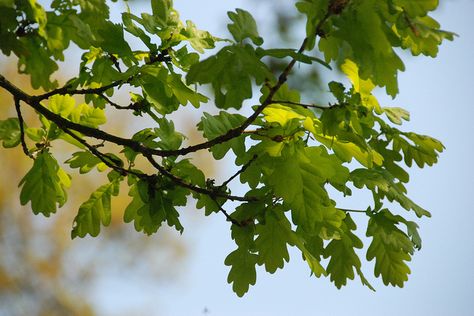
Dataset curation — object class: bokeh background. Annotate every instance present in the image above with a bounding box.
[0,0,473,315]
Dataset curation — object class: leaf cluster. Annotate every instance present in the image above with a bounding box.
[0,0,453,296]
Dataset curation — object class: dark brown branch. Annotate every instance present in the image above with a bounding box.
[163,12,333,157]
[0,12,332,161]
[0,75,167,156]
[214,201,242,227]
[14,98,33,159]
[33,79,128,102]
[144,154,257,202]
[98,93,135,110]
[62,128,144,179]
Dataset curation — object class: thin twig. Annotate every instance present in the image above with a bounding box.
[62,128,144,178]
[14,98,33,159]
[98,93,135,110]
[144,154,258,202]
[164,12,333,157]
[216,202,242,227]
[271,100,335,110]
[0,10,333,162]
[220,155,258,188]
[33,79,129,102]
[339,208,367,214]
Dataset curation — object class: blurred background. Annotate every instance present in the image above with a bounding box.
[0,0,473,315]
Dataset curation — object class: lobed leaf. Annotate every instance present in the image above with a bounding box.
[198,111,247,159]
[255,210,292,273]
[323,214,373,289]
[227,9,263,45]
[187,45,273,109]
[19,151,71,216]
[0,118,21,148]
[366,211,414,287]
[225,225,258,297]
[71,178,121,238]
[124,179,184,235]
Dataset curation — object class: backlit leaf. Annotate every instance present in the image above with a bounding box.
[71,178,121,238]
[19,151,71,216]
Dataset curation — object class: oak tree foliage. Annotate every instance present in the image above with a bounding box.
[0,0,454,296]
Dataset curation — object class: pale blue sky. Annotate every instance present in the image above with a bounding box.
[5,0,472,315]
[132,1,473,315]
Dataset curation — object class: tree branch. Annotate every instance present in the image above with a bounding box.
[61,128,152,182]
[14,97,33,159]
[98,93,135,110]
[144,154,257,202]
[0,10,332,162]
[214,201,242,227]
[220,155,258,188]
[33,79,129,102]
[165,11,333,156]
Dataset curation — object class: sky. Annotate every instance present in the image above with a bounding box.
[3,0,473,315]
[132,1,473,315]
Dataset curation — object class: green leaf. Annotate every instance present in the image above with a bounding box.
[124,179,184,235]
[393,0,438,18]
[76,0,109,20]
[122,12,157,51]
[266,145,349,229]
[319,1,406,96]
[195,194,220,216]
[350,168,430,217]
[71,179,121,238]
[25,127,45,142]
[0,0,14,7]
[18,38,59,90]
[366,210,414,287]
[395,15,455,57]
[96,22,134,59]
[404,220,422,250]
[48,94,75,117]
[255,209,292,273]
[69,103,106,128]
[171,159,206,187]
[227,9,263,45]
[224,225,258,297]
[140,66,207,113]
[394,132,444,168]
[187,45,272,109]
[154,117,184,151]
[295,0,329,50]
[0,118,21,148]
[198,111,247,159]
[65,151,107,174]
[151,0,172,25]
[382,107,410,125]
[181,20,218,53]
[256,48,331,69]
[324,214,372,289]
[284,227,326,277]
[19,151,71,216]
[45,94,106,129]
[168,72,208,108]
